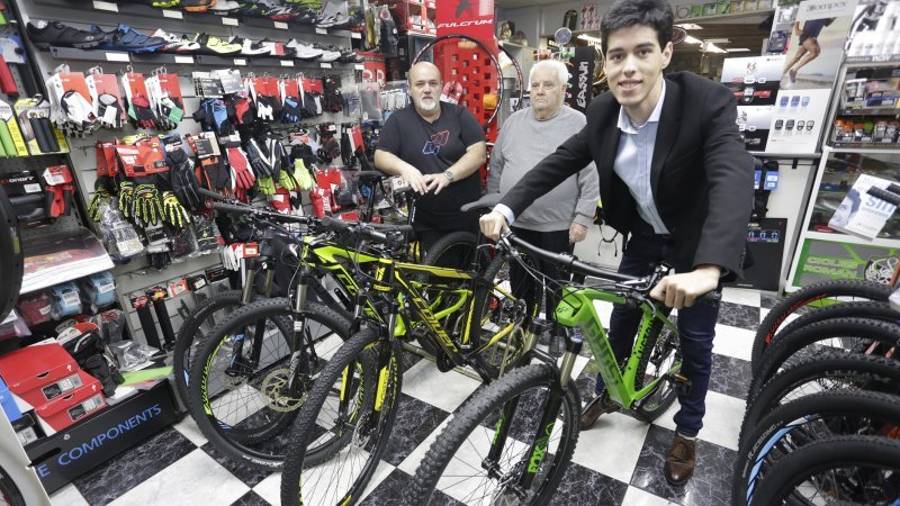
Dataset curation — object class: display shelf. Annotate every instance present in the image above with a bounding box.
[32,0,353,38]
[44,46,358,71]
[19,228,114,295]
[749,151,822,159]
[837,107,900,117]
[845,55,900,66]
[828,145,900,154]
[804,230,900,248]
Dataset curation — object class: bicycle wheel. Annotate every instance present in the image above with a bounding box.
[748,435,900,506]
[752,300,898,377]
[173,290,244,405]
[740,351,900,443]
[406,363,580,505]
[468,250,532,378]
[0,465,25,506]
[423,230,477,269]
[188,298,351,469]
[281,327,402,506]
[749,317,900,399]
[633,319,679,422]
[753,280,892,371]
[734,390,900,504]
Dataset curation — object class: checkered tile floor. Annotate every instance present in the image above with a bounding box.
[50,288,782,506]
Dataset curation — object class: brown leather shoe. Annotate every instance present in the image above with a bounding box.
[579,394,618,430]
[664,434,696,486]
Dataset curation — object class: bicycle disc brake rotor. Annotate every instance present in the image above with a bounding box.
[260,368,306,412]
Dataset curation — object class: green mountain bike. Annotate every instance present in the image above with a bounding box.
[404,230,720,505]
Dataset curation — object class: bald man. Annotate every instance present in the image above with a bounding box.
[375,62,487,259]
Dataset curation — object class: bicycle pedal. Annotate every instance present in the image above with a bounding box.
[671,372,690,384]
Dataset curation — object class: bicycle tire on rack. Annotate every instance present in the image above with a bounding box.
[748,435,900,506]
[752,300,898,376]
[281,327,401,506]
[740,351,900,442]
[748,317,900,399]
[405,363,581,506]
[752,280,892,370]
[734,389,900,504]
[187,298,351,469]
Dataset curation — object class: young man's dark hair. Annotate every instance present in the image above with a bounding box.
[600,0,675,52]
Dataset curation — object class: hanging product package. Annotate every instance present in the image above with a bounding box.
[87,67,127,129]
[120,72,158,129]
[146,71,185,131]
[45,68,99,138]
[13,97,68,155]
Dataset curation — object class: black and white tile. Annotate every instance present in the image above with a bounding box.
[50,287,774,505]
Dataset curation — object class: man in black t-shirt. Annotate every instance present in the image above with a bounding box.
[374,62,486,255]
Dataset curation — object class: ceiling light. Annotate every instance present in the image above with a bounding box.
[683,35,703,44]
[726,47,752,52]
[705,38,730,44]
[577,34,603,44]
[704,42,727,53]
[675,23,703,30]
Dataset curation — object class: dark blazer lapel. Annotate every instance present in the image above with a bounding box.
[596,109,620,201]
[650,78,681,200]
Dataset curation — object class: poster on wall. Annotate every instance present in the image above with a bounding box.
[791,238,898,286]
[763,0,859,153]
[721,55,785,150]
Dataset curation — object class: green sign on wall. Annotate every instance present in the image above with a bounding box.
[793,238,899,287]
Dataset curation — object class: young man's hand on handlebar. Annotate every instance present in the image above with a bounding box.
[649,265,721,310]
[480,210,510,241]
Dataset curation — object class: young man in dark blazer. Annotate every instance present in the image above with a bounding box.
[480,0,753,486]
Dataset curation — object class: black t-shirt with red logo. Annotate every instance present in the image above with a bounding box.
[377,102,484,229]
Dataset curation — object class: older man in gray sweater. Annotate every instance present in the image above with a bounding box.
[487,59,599,350]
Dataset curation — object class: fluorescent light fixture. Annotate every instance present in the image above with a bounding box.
[675,23,703,30]
[683,35,703,44]
[577,33,603,44]
[705,38,730,43]
[704,42,727,53]
[726,47,752,52]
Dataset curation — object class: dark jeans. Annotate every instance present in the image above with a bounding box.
[509,227,572,337]
[595,233,720,438]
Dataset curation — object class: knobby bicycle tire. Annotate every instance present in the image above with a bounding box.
[751,300,898,377]
[748,317,900,399]
[405,363,580,506]
[734,389,900,505]
[748,435,900,506]
[753,280,891,369]
[740,351,900,442]
[632,317,679,422]
[188,298,351,469]
[281,327,401,506]
[0,464,25,506]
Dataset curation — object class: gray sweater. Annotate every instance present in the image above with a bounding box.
[488,105,599,232]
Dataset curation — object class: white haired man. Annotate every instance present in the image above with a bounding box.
[487,59,600,350]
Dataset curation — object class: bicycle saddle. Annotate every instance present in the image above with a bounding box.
[460,193,502,213]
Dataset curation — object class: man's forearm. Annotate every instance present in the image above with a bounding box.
[446,142,487,180]
[374,149,416,176]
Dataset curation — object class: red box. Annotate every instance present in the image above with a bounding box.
[35,376,106,431]
[0,343,80,408]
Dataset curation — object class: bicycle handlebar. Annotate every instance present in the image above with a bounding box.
[867,186,900,207]
[209,201,311,224]
[502,232,721,305]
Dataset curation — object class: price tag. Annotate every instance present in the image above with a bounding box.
[92,1,118,12]
[174,55,194,64]
[102,105,119,125]
[105,52,130,63]
[316,27,328,35]
[222,17,239,26]
[162,9,183,19]
[320,62,332,69]
[351,32,361,39]
[354,64,364,71]
[23,183,41,194]
[233,58,247,66]
[98,282,116,294]
[280,60,294,67]
[274,21,289,30]
[62,291,81,307]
